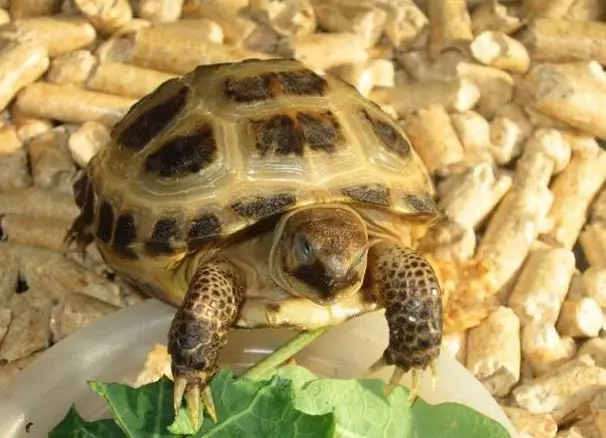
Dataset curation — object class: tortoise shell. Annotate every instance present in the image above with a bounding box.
[70,58,438,261]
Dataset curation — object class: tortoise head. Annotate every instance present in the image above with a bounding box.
[270,205,368,305]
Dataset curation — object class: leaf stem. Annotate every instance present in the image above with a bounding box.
[241,327,330,381]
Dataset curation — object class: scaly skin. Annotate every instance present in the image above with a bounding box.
[169,240,444,425]
[366,241,443,401]
[168,257,245,427]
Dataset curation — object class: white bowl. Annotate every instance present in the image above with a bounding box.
[0,299,517,437]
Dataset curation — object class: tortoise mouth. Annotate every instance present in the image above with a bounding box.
[291,261,360,301]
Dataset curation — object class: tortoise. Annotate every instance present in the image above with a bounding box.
[66,57,444,427]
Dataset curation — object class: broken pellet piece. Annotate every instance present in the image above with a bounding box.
[0,307,10,344]
[182,0,256,44]
[513,354,606,424]
[466,306,521,396]
[5,15,97,56]
[568,268,606,308]
[311,0,384,47]
[518,62,606,139]
[470,30,530,73]
[521,0,576,19]
[27,127,76,193]
[417,217,476,263]
[0,125,31,192]
[426,0,473,58]
[502,406,558,438]
[337,63,374,98]
[564,416,602,438]
[0,290,52,363]
[9,0,62,18]
[542,148,606,249]
[565,0,605,21]
[252,0,316,39]
[580,224,606,269]
[471,0,523,35]
[11,112,52,142]
[557,298,604,338]
[476,184,554,298]
[15,82,136,126]
[281,32,367,72]
[137,0,183,24]
[0,187,79,220]
[450,111,493,165]
[520,19,606,65]
[99,23,267,75]
[402,104,466,176]
[456,62,514,119]
[489,104,533,165]
[579,339,606,369]
[561,130,601,153]
[438,163,512,230]
[370,77,479,117]
[0,242,124,307]
[395,50,467,83]
[590,391,606,437]
[0,214,74,252]
[0,9,8,26]
[50,293,120,342]
[46,50,96,86]
[68,121,110,168]
[524,106,571,131]
[591,187,606,224]
[73,0,133,33]
[508,244,575,326]
[86,60,177,99]
[379,0,427,51]
[0,36,48,111]
[522,322,577,376]
[512,129,571,191]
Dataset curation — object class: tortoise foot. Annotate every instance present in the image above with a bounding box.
[168,256,246,429]
[366,241,444,403]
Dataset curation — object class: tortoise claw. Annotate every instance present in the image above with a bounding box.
[173,374,217,431]
[366,356,439,405]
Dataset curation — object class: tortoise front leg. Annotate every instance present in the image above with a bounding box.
[168,257,245,428]
[366,241,443,403]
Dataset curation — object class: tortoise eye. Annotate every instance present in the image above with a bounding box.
[293,234,314,264]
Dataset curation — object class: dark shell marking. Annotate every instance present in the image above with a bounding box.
[231,193,297,219]
[252,110,342,156]
[404,193,440,215]
[361,109,410,158]
[187,213,222,241]
[224,69,327,103]
[144,123,217,178]
[96,201,114,243]
[113,79,190,152]
[65,171,95,251]
[145,216,181,255]
[341,184,391,206]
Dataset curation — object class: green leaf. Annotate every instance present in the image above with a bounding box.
[273,365,511,438]
[195,368,336,438]
[412,400,511,438]
[88,378,181,438]
[48,405,125,438]
[167,405,202,435]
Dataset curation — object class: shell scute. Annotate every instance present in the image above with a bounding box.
[143,122,217,179]
[222,62,328,104]
[78,58,438,262]
[112,78,190,152]
[231,193,298,219]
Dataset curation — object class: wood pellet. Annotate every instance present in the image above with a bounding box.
[0,2,605,437]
